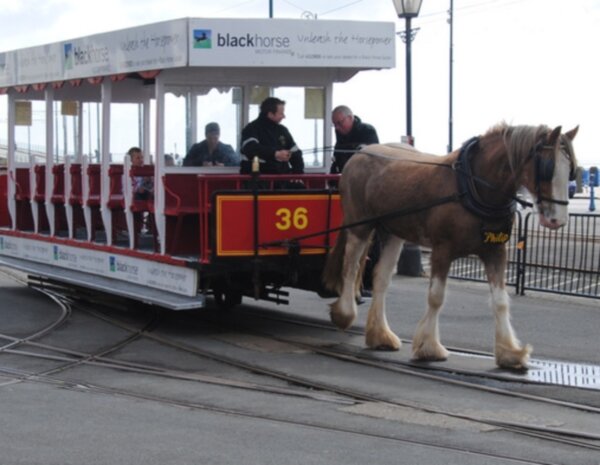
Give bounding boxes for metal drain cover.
[524,359,600,390]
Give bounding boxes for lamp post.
[393,0,423,145]
[393,0,425,277]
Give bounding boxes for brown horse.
[323,123,578,369]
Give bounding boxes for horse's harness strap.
[454,137,517,222]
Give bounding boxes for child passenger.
[127,147,154,201]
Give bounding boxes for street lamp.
[392,0,422,145]
[393,0,425,277]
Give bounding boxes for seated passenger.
[128,147,154,201]
[182,122,239,167]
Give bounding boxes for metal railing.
[520,213,599,298]
[426,211,599,300]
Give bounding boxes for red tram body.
[0,17,395,309]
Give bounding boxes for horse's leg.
[365,235,404,350]
[412,247,451,361]
[329,230,370,330]
[482,247,531,369]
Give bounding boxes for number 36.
[275,207,308,230]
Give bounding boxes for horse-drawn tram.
[0,18,395,309]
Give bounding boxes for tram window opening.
[13,100,46,164]
[81,102,101,163]
[110,103,145,163]
[160,86,243,168]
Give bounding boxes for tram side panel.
[210,190,342,295]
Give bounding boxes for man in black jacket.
[330,105,379,174]
[331,105,380,301]
[240,97,304,175]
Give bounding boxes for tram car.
[0,18,396,309]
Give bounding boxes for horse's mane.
[483,122,576,174]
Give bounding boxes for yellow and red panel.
[215,193,342,256]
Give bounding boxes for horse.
[322,123,578,369]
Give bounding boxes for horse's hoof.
[329,302,355,330]
[366,331,401,351]
[412,344,449,362]
[373,344,400,352]
[496,344,532,370]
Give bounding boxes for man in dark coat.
[240,97,304,175]
[331,105,380,300]
[183,122,239,167]
[330,105,379,174]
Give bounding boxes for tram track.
[65,294,600,451]
[1,278,599,463]
[0,366,564,465]
[0,294,562,465]
[236,306,600,400]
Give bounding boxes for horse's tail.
[322,228,370,296]
[322,229,347,295]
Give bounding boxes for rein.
[258,135,567,250]
[258,192,463,250]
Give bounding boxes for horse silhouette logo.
[63,43,74,70]
[193,29,212,49]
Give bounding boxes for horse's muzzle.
[538,214,565,229]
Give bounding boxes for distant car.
[568,180,576,198]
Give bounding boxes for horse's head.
[525,125,578,229]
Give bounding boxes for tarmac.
[0,267,599,465]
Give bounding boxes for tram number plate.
[215,193,342,256]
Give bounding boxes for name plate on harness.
[481,220,513,245]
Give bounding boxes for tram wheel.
[213,289,243,311]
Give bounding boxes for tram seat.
[107,164,125,209]
[50,164,68,236]
[66,162,86,240]
[68,163,83,207]
[163,173,200,255]
[33,164,46,203]
[0,169,8,227]
[84,163,104,241]
[32,164,50,233]
[11,167,34,230]
[107,164,128,245]
[86,164,101,208]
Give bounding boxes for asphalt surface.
[0,268,598,465]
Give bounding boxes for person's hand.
[275,150,291,162]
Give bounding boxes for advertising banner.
[189,18,395,68]
[0,236,198,296]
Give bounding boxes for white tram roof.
[0,17,396,100]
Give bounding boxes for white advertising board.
[1,19,188,86]
[0,18,395,87]
[0,236,198,297]
[188,18,395,68]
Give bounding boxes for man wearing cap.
[183,122,239,167]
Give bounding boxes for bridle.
[531,138,576,207]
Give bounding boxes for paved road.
[0,268,599,465]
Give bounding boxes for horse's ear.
[565,125,579,141]
[548,126,562,146]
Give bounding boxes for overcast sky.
[0,0,598,166]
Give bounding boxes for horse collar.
[454,137,516,222]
